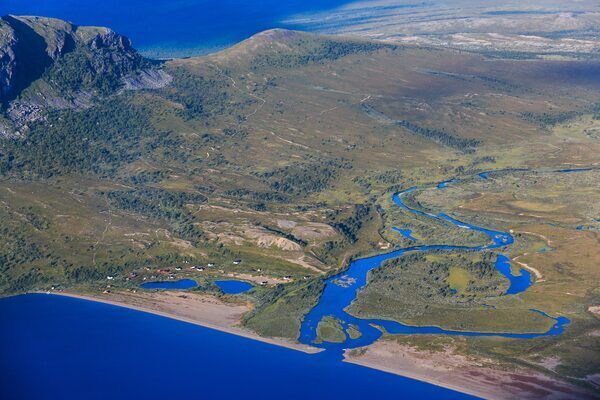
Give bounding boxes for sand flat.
[344,339,596,400]
[47,290,320,354]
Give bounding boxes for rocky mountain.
[0,15,171,137]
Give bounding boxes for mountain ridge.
[0,15,171,137]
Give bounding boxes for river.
[298,169,575,354]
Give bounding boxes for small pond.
[215,280,254,294]
[140,279,198,290]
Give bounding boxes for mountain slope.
[0,15,170,137]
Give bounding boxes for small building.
[233,259,242,265]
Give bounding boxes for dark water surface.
[0,0,355,57]
[140,278,198,290]
[215,280,254,294]
[0,293,476,400]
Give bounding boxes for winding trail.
[298,169,578,357]
[208,62,266,119]
[92,197,112,266]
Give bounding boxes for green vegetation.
[521,111,582,128]
[258,158,351,197]
[43,45,149,95]
[447,267,471,294]
[345,252,558,333]
[0,95,159,177]
[105,188,206,241]
[346,324,362,340]
[329,204,372,244]
[162,68,231,119]
[244,279,325,339]
[316,316,346,343]
[250,38,396,70]
[396,120,480,153]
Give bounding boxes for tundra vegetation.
[0,17,599,393]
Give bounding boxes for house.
[233,259,242,265]
[106,276,114,280]
[207,263,215,267]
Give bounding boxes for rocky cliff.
[0,15,171,137]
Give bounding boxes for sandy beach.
[345,339,597,400]
[44,290,320,354]
[36,290,597,399]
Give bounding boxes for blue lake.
[0,294,476,400]
[215,280,254,294]
[140,279,197,290]
[392,227,417,241]
[0,0,354,57]
[437,179,456,188]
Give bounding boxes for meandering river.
[298,170,575,355]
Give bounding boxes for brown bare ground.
[345,339,597,400]
[46,290,319,353]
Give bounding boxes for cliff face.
[0,15,171,137]
[0,19,18,102]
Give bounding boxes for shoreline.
[344,356,494,400]
[32,291,486,396]
[344,340,597,400]
[26,291,596,399]
[37,290,321,354]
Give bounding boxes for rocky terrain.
[0,15,170,137]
